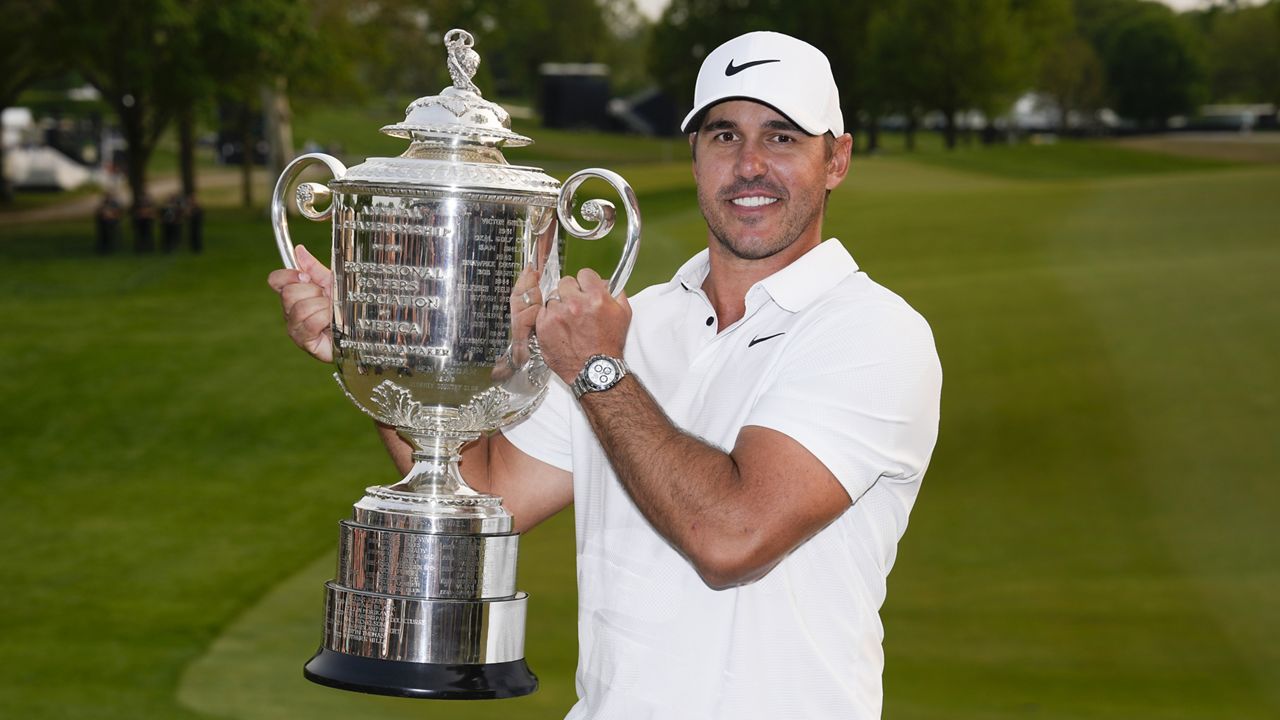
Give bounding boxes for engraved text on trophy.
[332,199,526,409]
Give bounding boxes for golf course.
[1,124,1276,719]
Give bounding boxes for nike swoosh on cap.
[725,58,781,76]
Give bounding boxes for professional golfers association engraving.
[270,28,640,699]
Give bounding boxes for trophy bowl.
[269,28,639,699]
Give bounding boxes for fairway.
[1,136,1277,719]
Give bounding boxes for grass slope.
[0,137,1276,719]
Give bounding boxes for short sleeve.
[744,299,942,502]
[501,375,576,472]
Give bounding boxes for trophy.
[269,29,640,699]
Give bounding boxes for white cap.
[680,31,843,136]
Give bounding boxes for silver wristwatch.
[571,354,630,399]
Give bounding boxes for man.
[271,31,940,720]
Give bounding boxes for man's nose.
[735,142,767,180]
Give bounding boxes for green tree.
[1107,7,1205,127]
[598,0,656,97]
[190,1,312,207]
[1076,0,1206,129]
[867,0,1029,149]
[1204,1,1280,104]
[57,0,187,231]
[1039,32,1108,131]
[866,0,1069,150]
[0,0,63,202]
[865,1,936,150]
[344,0,615,101]
[649,0,888,147]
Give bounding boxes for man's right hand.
[267,244,334,363]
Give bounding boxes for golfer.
[272,30,941,720]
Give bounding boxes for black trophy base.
[303,647,538,699]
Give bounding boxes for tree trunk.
[866,116,880,153]
[943,110,958,150]
[240,103,253,208]
[178,105,196,198]
[120,108,149,211]
[905,114,918,152]
[847,106,863,154]
[262,76,294,181]
[118,103,156,251]
[0,116,10,203]
[1055,93,1070,135]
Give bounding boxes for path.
[2,169,243,224]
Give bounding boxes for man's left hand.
[536,268,631,384]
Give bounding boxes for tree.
[865,1,936,150]
[188,1,311,206]
[0,0,62,203]
[1105,7,1205,127]
[598,0,656,96]
[339,0,616,101]
[866,0,1070,150]
[649,0,888,147]
[1204,1,1280,104]
[867,0,1029,149]
[1039,32,1107,132]
[1076,0,1206,129]
[56,0,187,231]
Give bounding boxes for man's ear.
[826,133,853,190]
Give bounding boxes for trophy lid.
[381,29,532,149]
[331,28,559,199]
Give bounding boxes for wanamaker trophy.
[269,28,640,699]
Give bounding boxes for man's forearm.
[577,377,767,587]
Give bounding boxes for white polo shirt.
[504,239,941,720]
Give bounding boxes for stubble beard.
[698,180,825,261]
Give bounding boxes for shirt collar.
[675,249,712,292]
[674,239,859,312]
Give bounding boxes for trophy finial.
[382,27,532,147]
[444,29,481,95]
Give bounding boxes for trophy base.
[304,647,538,699]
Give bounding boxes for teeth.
[731,196,777,208]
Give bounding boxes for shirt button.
[705,316,714,326]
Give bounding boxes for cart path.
[2,170,245,225]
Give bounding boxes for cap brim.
[680,96,824,135]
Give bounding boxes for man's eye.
[715,131,737,142]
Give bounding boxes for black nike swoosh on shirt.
[725,58,781,76]
[748,332,786,347]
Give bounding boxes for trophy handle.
[556,169,641,296]
[271,152,349,269]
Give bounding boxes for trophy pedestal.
[304,649,536,699]
[304,486,537,699]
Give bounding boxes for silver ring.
[546,291,561,304]
[520,289,534,307]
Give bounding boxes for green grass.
[901,137,1236,180]
[1,135,1277,720]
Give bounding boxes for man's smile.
[730,195,779,208]
[719,179,787,214]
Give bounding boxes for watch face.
[586,358,619,389]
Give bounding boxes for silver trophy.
[270,29,639,699]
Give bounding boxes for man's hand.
[267,244,334,363]
[536,268,631,384]
[509,266,544,364]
